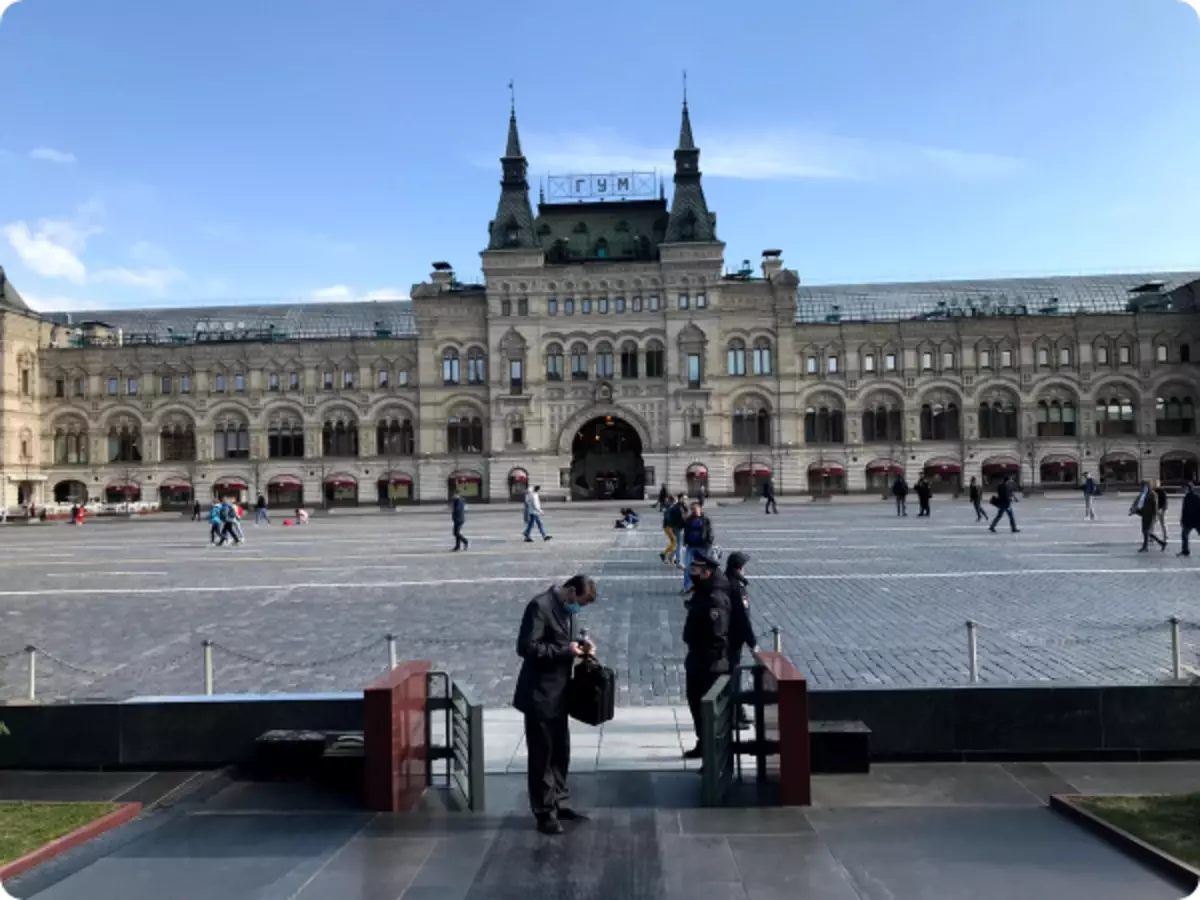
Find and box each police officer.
[725,552,758,728]
[681,551,732,760]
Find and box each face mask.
[563,602,583,615]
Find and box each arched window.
[920,403,961,441]
[545,344,564,381]
[1156,396,1196,436]
[442,348,460,385]
[376,417,415,455]
[1095,394,1136,436]
[862,402,903,443]
[268,417,304,458]
[322,416,360,457]
[214,420,249,459]
[645,340,665,378]
[727,340,746,376]
[161,420,197,462]
[467,348,486,385]
[447,411,484,453]
[596,342,614,379]
[752,339,772,376]
[570,343,589,380]
[804,406,845,444]
[732,402,772,446]
[53,422,90,465]
[620,341,639,378]
[979,399,1019,439]
[1037,400,1077,437]
[107,422,142,463]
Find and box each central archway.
[569,415,645,500]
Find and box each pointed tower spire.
[487,86,538,252]
[665,90,716,244]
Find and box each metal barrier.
[700,674,736,807]
[425,671,485,812]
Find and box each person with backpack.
[523,485,551,542]
[219,500,242,546]
[680,501,715,594]
[208,502,225,546]
[1178,478,1200,557]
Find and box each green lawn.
[1077,794,1200,868]
[0,802,121,865]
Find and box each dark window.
[511,426,524,445]
[919,403,961,441]
[689,421,703,440]
[687,354,701,388]
[581,298,592,315]
[509,359,523,394]
[646,343,665,378]
[447,415,484,453]
[74,377,86,397]
[1180,344,1191,363]
[546,346,564,381]
[442,350,460,385]
[564,298,575,315]
[215,424,250,459]
[288,372,299,391]
[376,419,415,455]
[108,378,118,395]
[571,346,589,380]
[501,299,512,316]
[268,421,304,458]
[804,407,845,444]
[160,375,171,395]
[1095,396,1136,436]
[234,374,245,392]
[161,425,197,462]
[269,373,280,392]
[1156,396,1195,436]
[632,296,643,312]
[467,351,486,385]
[342,370,355,390]
[596,344,614,379]
[598,298,609,314]
[378,369,389,389]
[547,298,558,316]
[615,297,626,313]
[862,406,903,442]
[517,297,528,316]
[1037,401,1077,438]
[181,375,191,394]
[733,407,771,446]
[620,344,639,378]
[107,426,142,463]
[322,420,360,456]
[979,402,1020,439]
[54,378,65,398]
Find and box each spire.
[487,89,538,252]
[665,92,716,244]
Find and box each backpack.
[683,516,706,546]
[222,504,236,523]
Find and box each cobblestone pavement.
[1,495,1198,707]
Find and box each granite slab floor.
[7,762,1196,900]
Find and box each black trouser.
[220,521,239,544]
[1182,525,1198,555]
[973,499,987,521]
[764,497,777,514]
[895,497,906,516]
[524,713,570,819]
[685,667,721,745]
[453,521,467,549]
[209,523,222,544]
[1141,521,1166,550]
[918,497,930,516]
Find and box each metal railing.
[425,671,485,812]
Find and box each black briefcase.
[568,657,616,726]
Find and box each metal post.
[966,620,979,684]
[1169,617,1182,681]
[771,626,782,654]
[202,640,214,696]
[25,645,36,702]
[386,633,398,670]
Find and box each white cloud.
[2,221,88,283]
[29,147,77,165]
[0,0,23,26]
[93,267,185,291]
[311,285,409,303]
[21,292,93,312]
[517,128,1023,184]
[1180,0,1200,22]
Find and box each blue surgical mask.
[563,602,583,615]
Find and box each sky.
[1,0,1199,312]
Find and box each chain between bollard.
[966,620,979,684]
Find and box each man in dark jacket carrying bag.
[682,552,732,760]
[512,575,596,834]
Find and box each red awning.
[380,474,412,486]
[980,462,1018,474]
[158,479,192,490]
[926,463,962,475]
[452,474,482,485]
[687,464,708,478]
[809,463,846,476]
[1041,460,1077,470]
[214,478,249,490]
[735,463,771,477]
[326,478,357,489]
[509,470,528,483]
[108,483,139,494]
[867,462,903,475]
[269,476,303,489]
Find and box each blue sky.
[1,0,1199,311]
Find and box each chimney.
[430,261,455,289]
[761,249,783,281]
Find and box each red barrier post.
[364,660,432,813]
[754,651,811,806]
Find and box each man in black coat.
[725,552,758,728]
[512,574,597,834]
[988,476,1020,533]
[1178,479,1200,557]
[915,477,932,517]
[450,493,468,551]
[762,478,777,515]
[892,476,909,516]
[682,552,732,759]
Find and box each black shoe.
[1177,552,1191,557]
[544,535,552,542]
[660,552,667,562]
[1138,547,1148,553]
[537,816,564,835]
[988,527,996,533]
[556,806,589,821]
[1011,529,1020,534]
[682,745,703,760]
[524,537,534,542]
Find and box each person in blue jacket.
[451,493,469,551]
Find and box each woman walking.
[1132,481,1167,552]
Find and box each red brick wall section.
[364,660,431,813]
[755,651,811,807]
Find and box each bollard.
[202,640,214,696]
[25,645,36,702]
[966,620,979,684]
[386,633,398,670]
[771,626,782,654]
[1169,617,1182,681]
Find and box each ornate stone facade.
[2,105,1199,508]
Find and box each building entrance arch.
[569,415,645,500]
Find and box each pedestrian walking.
[219,500,242,546]
[657,484,669,511]
[1178,478,1200,557]
[680,501,715,594]
[915,476,932,517]
[1131,480,1166,552]
[988,476,1020,533]
[762,477,778,515]
[968,477,987,522]
[512,574,597,835]
[1153,481,1169,542]
[255,493,270,525]
[1082,472,1098,521]
[208,502,224,545]
[725,551,757,729]
[660,494,679,564]
[0,504,7,524]
[671,495,689,568]
[191,501,202,522]
[682,552,732,760]
[451,492,468,551]
[892,476,909,516]
[523,485,552,542]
